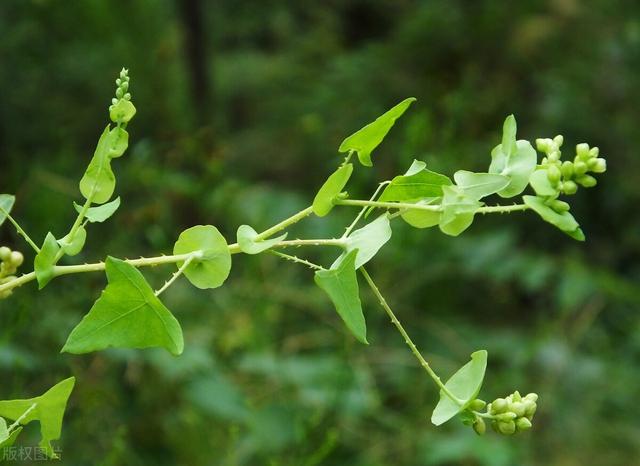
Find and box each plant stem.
[155,255,195,296]
[0,208,40,253]
[359,267,464,406]
[254,206,315,241]
[342,181,390,238]
[275,238,345,248]
[269,250,324,271]
[8,403,37,432]
[336,199,529,215]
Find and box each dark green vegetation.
[1,1,639,465]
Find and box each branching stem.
[359,266,464,406]
[0,208,40,253]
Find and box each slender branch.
[0,208,40,253]
[155,255,195,296]
[343,181,390,238]
[254,206,314,241]
[336,199,529,215]
[269,250,324,271]
[275,238,345,248]
[359,267,464,406]
[7,403,37,432]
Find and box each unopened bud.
[561,161,574,179]
[525,393,538,402]
[563,180,578,195]
[536,138,549,152]
[473,417,486,435]
[547,164,561,184]
[496,412,517,422]
[490,398,508,414]
[553,135,564,147]
[576,143,590,158]
[591,158,607,173]
[469,399,486,411]
[589,147,599,158]
[524,400,537,418]
[516,417,532,431]
[498,420,516,435]
[0,247,10,261]
[509,401,526,417]
[548,151,560,162]
[573,160,588,176]
[577,175,597,188]
[9,251,23,267]
[550,200,570,212]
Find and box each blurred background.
[1,0,639,464]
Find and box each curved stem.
[342,181,390,238]
[336,199,529,215]
[0,209,40,253]
[359,267,464,406]
[254,206,314,241]
[155,255,196,296]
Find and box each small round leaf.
[173,225,232,289]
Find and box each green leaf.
[431,350,488,426]
[312,163,353,217]
[57,226,87,257]
[523,195,585,241]
[237,225,287,255]
[404,159,427,176]
[173,225,232,289]
[79,126,129,204]
[34,233,60,289]
[74,197,121,223]
[109,99,137,123]
[439,186,481,237]
[489,116,537,198]
[379,166,451,203]
[339,97,416,167]
[453,170,509,200]
[62,257,184,355]
[0,426,22,449]
[0,194,16,227]
[528,169,558,196]
[400,197,441,229]
[314,249,367,344]
[335,214,392,269]
[0,377,75,458]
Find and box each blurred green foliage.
[1,0,639,464]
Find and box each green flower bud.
[524,393,538,402]
[547,164,561,184]
[524,400,537,418]
[490,420,500,433]
[498,420,516,435]
[550,200,570,213]
[562,180,578,195]
[473,417,486,435]
[536,138,550,152]
[490,398,508,414]
[9,251,23,267]
[589,147,599,158]
[469,399,486,411]
[553,135,564,147]
[509,401,526,417]
[573,160,588,177]
[576,143,590,158]
[512,391,522,402]
[0,247,11,261]
[577,175,597,188]
[591,158,607,173]
[496,412,517,422]
[561,161,574,179]
[548,151,560,162]
[516,417,532,431]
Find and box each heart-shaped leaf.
[314,249,367,344]
[489,116,537,198]
[34,233,61,289]
[0,194,16,227]
[237,225,287,255]
[334,214,392,269]
[528,169,558,196]
[74,197,121,223]
[379,166,451,203]
[431,350,487,426]
[62,257,184,355]
[339,98,416,167]
[438,186,481,237]
[400,197,442,229]
[523,195,585,241]
[173,225,232,289]
[57,226,87,257]
[0,377,75,458]
[453,170,509,200]
[312,163,353,217]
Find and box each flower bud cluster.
[111,68,132,105]
[0,246,23,299]
[486,391,538,435]
[536,136,606,197]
